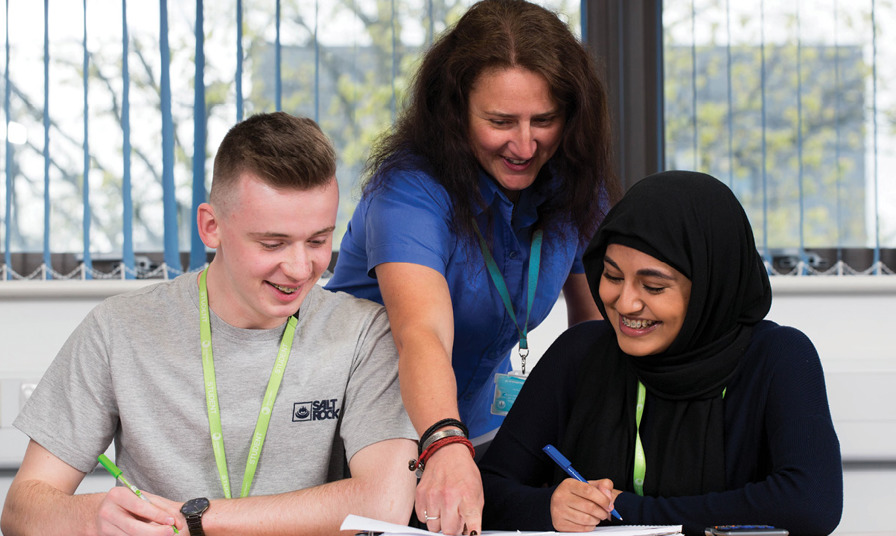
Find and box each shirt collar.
[475,166,554,229]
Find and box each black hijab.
[559,170,772,497]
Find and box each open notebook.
[340,515,684,536]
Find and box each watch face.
[181,497,210,516]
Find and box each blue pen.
[543,444,623,521]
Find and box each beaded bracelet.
[408,436,475,478]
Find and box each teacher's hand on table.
[415,443,483,535]
[549,477,618,532]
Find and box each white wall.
[1,277,894,535]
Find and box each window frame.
[585,0,664,190]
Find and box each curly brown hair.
[365,0,619,247]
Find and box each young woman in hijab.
[327,1,618,533]
[478,171,843,536]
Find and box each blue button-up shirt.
[327,165,587,439]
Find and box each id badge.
[491,371,526,416]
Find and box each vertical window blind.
[663,0,894,275]
[5,1,890,280]
[5,0,586,279]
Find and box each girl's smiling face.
[598,243,692,356]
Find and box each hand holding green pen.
[97,454,180,534]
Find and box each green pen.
[97,454,179,534]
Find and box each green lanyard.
[632,381,726,497]
[473,222,543,375]
[633,382,647,496]
[198,268,298,498]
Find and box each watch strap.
[186,515,205,536]
[181,497,209,536]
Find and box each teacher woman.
[326,0,619,534]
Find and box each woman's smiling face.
[598,243,692,356]
[466,67,564,202]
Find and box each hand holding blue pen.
[543,444,623,521]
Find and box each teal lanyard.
[198,268,298,498]
[632,381,727,497]
[473,222,543,375]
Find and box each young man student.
[0,112,417,536]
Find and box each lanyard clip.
[518,346,529,375]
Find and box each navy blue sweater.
[479,320,843,536]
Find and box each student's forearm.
[202,473,412,536]
[1,479,103,536]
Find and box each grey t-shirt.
[15,273,416,499]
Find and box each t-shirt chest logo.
[292,399,341,422]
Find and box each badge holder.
[491,347,529,416]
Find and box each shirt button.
[508,251,517,259]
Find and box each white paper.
[340,515,435,535]
[340,514,683,536]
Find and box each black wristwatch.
[180,497,210,536]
